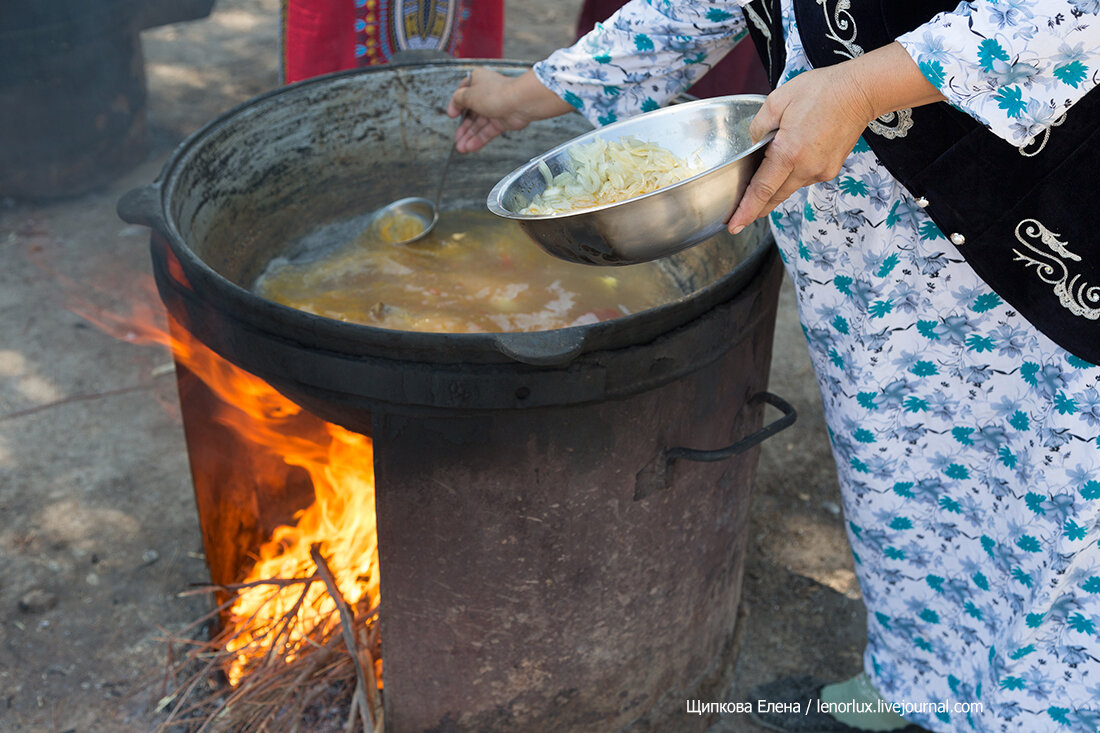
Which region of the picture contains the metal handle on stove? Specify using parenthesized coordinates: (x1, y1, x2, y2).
(633, 391, 796, 500)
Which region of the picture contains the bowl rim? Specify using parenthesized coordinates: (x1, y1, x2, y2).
(486, 93, 773, 221)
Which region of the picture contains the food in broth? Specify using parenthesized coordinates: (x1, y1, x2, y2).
(255, 209, 682, 333)
(368, 207, 430, 242)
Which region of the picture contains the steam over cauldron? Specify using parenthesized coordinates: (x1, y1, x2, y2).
(118, 60, 793, 732)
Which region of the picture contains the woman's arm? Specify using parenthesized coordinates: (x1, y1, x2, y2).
(729, 0, 1100, 233)
(532, 0, 749, 126)
(447, 0, 749, 151)
(727, 41, 946, 234)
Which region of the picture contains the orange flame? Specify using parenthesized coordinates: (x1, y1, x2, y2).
(70, 276, 381, 688)
(170, 326, 382, 686)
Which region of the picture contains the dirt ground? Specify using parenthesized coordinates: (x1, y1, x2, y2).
(0, 1, 865, 730)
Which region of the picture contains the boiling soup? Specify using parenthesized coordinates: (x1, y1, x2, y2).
(255, 209, 682, 333)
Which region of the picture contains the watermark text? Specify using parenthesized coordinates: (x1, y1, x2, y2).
(685, 698, 984, 717)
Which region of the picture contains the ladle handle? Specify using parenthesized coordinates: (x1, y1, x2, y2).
(433, 117, 460, 211)
(433, 72, 471, 212)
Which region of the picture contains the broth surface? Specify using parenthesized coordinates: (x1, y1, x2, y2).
(255, 209, 683, 333)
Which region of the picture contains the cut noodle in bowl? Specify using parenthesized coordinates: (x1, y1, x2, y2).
(521, 136, 704, 216)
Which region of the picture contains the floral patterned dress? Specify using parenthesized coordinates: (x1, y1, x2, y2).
(533, 2, 1100, 731)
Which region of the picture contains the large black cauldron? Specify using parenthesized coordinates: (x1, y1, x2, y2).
(119, 60, 792, 732)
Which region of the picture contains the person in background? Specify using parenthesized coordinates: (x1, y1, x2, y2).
(448, 1, 1100, 731)
(281, 0, 503, 83)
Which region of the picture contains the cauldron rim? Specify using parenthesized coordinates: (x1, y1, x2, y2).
(123, 59, 773, 367)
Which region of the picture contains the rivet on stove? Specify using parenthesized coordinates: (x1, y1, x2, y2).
(915, 196, 930, 208)
(950, 232, 966, 246)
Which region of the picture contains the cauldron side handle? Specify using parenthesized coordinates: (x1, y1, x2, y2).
(633, 391, 797, 500)
(117, 183, 168, 235)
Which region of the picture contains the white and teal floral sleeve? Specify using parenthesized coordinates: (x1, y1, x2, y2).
(532, 0, 749, 127)
(897, 0, 1100, 147)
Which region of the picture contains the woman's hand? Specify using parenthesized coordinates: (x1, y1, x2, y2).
(447, 69, 574, 153)
(726, 64, 873, 233)
(727, 42, 945, 234)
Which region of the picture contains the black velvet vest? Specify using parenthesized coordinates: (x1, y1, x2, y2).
(743, 0, 1100, 365)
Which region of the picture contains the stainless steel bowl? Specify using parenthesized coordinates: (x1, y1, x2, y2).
(487, 94, 772, 266)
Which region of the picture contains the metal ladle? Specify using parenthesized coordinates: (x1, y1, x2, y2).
(368, 82, 469, 245)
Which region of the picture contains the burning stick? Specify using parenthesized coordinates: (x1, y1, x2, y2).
(310, 544, 383, 733)
(179, 577, 321, 595)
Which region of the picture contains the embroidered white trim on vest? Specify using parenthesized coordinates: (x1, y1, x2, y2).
(1018, 113, 1068, 158)
(816, 0, 913, 139)
(1013, 218, 1100, 320)
(745, 2, 775, 76)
